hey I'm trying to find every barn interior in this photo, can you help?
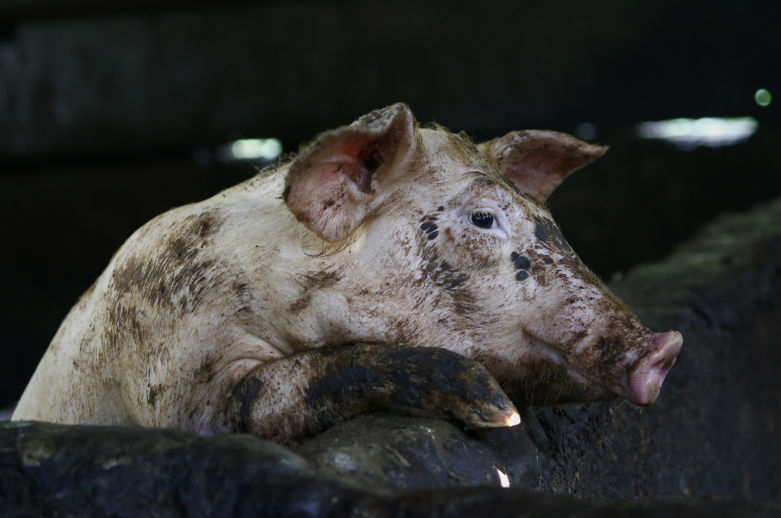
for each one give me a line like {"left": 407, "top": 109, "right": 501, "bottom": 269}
{"left": 1, "top": 1, "right": 779, "bottom": 516}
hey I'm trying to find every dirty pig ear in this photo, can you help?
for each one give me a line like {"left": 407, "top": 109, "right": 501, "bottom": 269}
{"left": 480, "top": 130, "right": 607, "bottom": 202}
{"left": 284, "top": 103, "right": 416, "bottom": 242}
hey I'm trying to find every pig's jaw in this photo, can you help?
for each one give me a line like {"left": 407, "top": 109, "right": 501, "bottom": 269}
{"left": 517, "top": 328, "right": 682, "bottom": 407}
{"left": 517, "top": 332, "right": 626, "bottom": 404}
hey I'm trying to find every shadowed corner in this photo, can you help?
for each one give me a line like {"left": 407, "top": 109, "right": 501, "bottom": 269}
{"left": 0, "top": 402, "right": 16, "bottom": 421}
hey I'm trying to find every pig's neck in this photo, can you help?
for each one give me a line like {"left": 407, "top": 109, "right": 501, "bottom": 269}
{"left": 215, "top": 171, "right": 401, "bottom": 355}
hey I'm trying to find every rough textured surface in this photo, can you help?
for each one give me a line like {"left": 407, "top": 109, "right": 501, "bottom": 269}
{"left": 2, "top": 197, "right": 780, "bottom": 516}
{"left": 0, "top": 421, "right": 777, "bottom": 518}
{"left": 297, "top": 415, "right": 540, "bottom": 489}
{"left": 529, "top": 196, "right": 781, "bottom": 503}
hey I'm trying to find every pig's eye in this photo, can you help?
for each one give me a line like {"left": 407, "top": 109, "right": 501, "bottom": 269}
{"left": 470, "top": 210, "right": 495, "bottom": 229}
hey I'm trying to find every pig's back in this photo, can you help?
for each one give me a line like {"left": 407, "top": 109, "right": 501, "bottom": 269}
{"left": 12, "top": 281, "right": 129, "bottom": 424}
{"left": 11, "top": 170, "right": 295, "bottom": 426}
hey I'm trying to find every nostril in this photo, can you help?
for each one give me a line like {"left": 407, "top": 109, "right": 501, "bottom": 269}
{"left": 651, "top": 332, "right": 683, "bottom": 367}
{"left": 658, "top": 355, "right": 676, "bottom": 373}
{"left": 652, "top": 330, "right": 684, "bottom": 354}
{"left": 650, "top": 354, "right": 676, "bottom": 385}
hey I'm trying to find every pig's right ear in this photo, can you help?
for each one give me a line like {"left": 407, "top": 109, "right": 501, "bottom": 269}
{"left": 284, "top": 103, "right": 416, "bottom": 242}
{"left": 480, "top": 130, "right": 607, "bottom": 202}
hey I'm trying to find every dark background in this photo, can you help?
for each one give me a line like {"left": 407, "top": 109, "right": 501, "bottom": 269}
{"left": 1, "top": 0, "right": 779, "bottom": 408}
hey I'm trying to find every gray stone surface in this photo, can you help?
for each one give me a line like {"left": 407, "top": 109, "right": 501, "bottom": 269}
{"left": 297, "top": 414, "right": 540, "bottom": 489}
{"left": 0, "top": 421, "right": 777, "bottom": 517}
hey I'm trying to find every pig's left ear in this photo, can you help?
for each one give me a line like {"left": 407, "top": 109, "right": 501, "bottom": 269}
{"left": 284, "top": 103, "right": 417, "bottom": 242}
{"left": 480, "top": 130, "right": 607, "bottom": 202}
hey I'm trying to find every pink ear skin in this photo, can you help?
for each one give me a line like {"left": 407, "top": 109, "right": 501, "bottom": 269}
{"left": 284, "top": 103, "right": 416, "bottom": 242}
{"left": 481, "top": 130, "right": 608, "bottom": 202}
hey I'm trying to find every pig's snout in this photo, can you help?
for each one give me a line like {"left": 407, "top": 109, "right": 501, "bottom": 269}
{"left": 627, "top": 331, "right": 683, "bottom": 405}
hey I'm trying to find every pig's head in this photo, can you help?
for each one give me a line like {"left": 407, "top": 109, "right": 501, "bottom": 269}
{"left": 283, "top": 103, "right": 682, "bottom": 407}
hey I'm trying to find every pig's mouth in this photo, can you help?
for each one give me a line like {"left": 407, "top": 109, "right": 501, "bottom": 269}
{"left": 521, "top": 330, "right": 683, "bottom": 406}
{"left": 520, "top": 334, "right": 625, "bottom": 403}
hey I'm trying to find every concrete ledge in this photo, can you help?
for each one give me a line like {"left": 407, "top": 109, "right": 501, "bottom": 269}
{"left": 0, "top": 421, "right": 777, "bottom": 517}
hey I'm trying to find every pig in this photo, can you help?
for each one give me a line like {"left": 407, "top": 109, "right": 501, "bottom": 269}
{"left": 12, "top": 103, "right": 682, "bottom": 443}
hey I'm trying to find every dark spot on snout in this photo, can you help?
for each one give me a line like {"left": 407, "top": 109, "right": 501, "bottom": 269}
{"left": 231, "top": 376, "right": 264, "bottom": 433}
{"left": 534, "top": 222, "right": 549, "bottom": 242}
{"left": 510, "top": 251, "right": 531, "bottom": 271}
{"left": 534, "top": 216, "right": 575, "bottom": 255}
{"left": 420, "top": 221, "right": 437, "bottom": 233}
{"left": 323, "top": 199, "right": 335, "bottom": 209}
{"left": 282, "top": 185, "right": 291, "bottom": 202}
{"left": 510, "top": 251, "right": 531, "bottom": 281}
{"left": 420, "top": 221, "right": 439, "bottom": 240}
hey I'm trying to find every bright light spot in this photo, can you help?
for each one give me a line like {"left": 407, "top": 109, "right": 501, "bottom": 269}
{"left": 755, "top": 88, "right": 772, "bottom": 107}
{"left": 636, "top": 117, "right": 757, "bottom": 150}
{"left": 230, "top": 138, "right": 283, "bottom": 161}
{"left": 504, "top": 411, "right": 521, "bottom": 427}
{"left": 496, "top": 468, "right": 510, "bottom": 488}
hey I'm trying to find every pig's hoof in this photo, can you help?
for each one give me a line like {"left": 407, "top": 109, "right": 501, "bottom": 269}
{"left": 474, "top": 409, "right": 522, "bottom": 428}
{"left": 448, "top": 378, "right": 521, "bottom": 430}
{"left": 369, "top": 346, "right": 520, "bottom": 429}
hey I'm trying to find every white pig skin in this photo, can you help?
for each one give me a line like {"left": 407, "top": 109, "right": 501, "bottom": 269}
{"left": 12, "top": 104, "right": 680, "bottom": 442}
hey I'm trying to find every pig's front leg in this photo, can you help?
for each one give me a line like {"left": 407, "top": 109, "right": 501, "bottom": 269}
{"left": 224, "top": 344, "right": 520, "bottom": 444}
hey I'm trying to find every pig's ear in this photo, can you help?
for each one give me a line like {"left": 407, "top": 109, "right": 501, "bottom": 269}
{"left": 284, "top": 103, "right": 416, "bottom": 242}
{"left": 480, "top": 130, "right": 607, "bottom": 202}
